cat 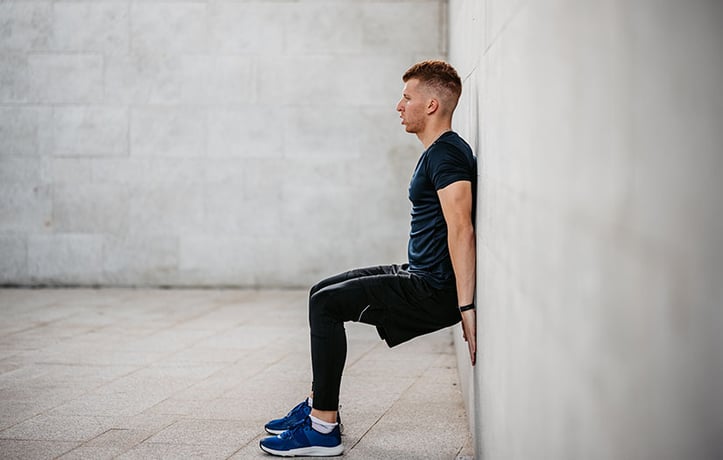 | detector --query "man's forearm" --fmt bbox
[448,225,476,306]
